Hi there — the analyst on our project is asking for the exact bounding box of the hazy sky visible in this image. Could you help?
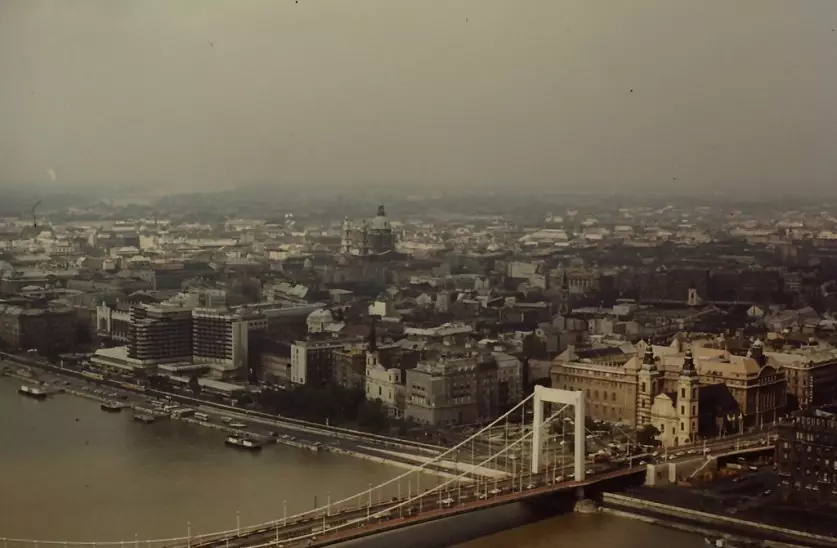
[1,0,836,194]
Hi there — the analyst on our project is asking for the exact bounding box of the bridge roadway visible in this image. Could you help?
[182,466,648,548]
[178,465,639,548]
[180,438,777,548]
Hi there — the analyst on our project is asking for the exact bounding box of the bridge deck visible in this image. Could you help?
[184,467,645,548]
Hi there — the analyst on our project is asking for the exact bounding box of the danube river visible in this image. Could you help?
[0,379,703,547]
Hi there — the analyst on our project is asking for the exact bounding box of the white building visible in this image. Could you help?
[290,339,347,385]
[364,350,407,418]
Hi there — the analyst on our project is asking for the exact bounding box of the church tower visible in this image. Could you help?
[636,343,660,426]
[677,348,700,445]
[360,218,369,256]
[556,269,570,315]
[341,217,353,255]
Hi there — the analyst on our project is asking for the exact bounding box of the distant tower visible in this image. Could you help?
[341,217,353,255]
[360,219,369,256]
[636,342,660,427]
[556,269,570,315]
[677,348,700,445]
[687,287,701,307]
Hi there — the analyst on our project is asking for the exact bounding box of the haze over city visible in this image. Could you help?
[6,2,837,546]
[2,0,837,197]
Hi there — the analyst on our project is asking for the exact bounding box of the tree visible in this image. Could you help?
[357,399,390,433]
[636,424,661,446]
[188,375,201,396]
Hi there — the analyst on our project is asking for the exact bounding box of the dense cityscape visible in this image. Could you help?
[1,192,837,546]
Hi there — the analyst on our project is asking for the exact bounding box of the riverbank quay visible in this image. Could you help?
[0,360,468,477]
[602,491,837,548]
[0,354,439,450]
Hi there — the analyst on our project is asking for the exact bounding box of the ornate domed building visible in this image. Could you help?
[340,205,397,257]
[366,205,396,255]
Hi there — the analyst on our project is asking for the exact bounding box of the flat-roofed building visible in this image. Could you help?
[776,405,837,507]
[127,303,192,365]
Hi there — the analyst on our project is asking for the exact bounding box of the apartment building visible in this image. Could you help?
[0,302,77,354]
[776,405,837,507]
[290,339,351,386]
[405,354,499,426]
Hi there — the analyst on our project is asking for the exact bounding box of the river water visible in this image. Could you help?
[0,379,702,547]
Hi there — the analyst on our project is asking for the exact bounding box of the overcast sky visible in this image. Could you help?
[1,0,836,194]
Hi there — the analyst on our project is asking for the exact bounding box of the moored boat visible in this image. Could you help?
[225,435,264,451]
[133,413,156,424]
[101,401,125,412]
[704,537,760,548]
[18,385,51,399]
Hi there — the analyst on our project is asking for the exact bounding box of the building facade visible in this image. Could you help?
[404,354,499,427]
[191,308,252,379]
[289,339,349,386]
[776,405,837,507]
[552,338,788,446]
[340,205,396,257]
[127,304,192,365]
[0,303,77,355]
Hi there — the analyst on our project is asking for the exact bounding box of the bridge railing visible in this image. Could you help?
[170,391,546,547]
[213,403,575,548]
[0,392,546,548]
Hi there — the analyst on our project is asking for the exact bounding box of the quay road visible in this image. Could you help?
[1,356,478,475]
[0,353,440,452]
[179,441,776,548]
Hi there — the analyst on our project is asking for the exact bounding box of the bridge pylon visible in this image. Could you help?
[531,385,586,482]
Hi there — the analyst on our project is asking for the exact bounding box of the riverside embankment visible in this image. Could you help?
[2,358,494,479]
[602,492,837,548]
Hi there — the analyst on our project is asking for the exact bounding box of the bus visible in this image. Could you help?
[82,371,105,381]
[172,408,195,418]
[194,412,210,422]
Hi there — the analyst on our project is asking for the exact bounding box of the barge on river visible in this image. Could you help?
[132,413,156,424]
[225,435,264,451]
[19,384,52,399]
[101,401,125,412]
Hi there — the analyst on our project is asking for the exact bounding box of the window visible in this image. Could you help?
[681,388,685,398]
[680,422,684,431]
[680,405,685,415]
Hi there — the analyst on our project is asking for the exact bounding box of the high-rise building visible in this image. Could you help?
[776,405,837,507]
[127,304,192,365]
[192,308,252,379]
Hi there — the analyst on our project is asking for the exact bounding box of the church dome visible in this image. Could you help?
[368,205,391,232]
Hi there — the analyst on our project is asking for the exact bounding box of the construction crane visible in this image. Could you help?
[31,201,41,228]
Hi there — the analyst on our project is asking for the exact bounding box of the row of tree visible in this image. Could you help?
[256,384,391,433]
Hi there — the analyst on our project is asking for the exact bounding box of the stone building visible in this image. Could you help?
[404,354,500,427]
[363,341,420,418]
[552,338,788,446]
[0,302,77,355]
[776,405,837,507]
[340,205,396,257]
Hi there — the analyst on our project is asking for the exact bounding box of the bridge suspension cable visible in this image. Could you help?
[184,390,540,546]
[0,392,541,547]
[235,403,574,548]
